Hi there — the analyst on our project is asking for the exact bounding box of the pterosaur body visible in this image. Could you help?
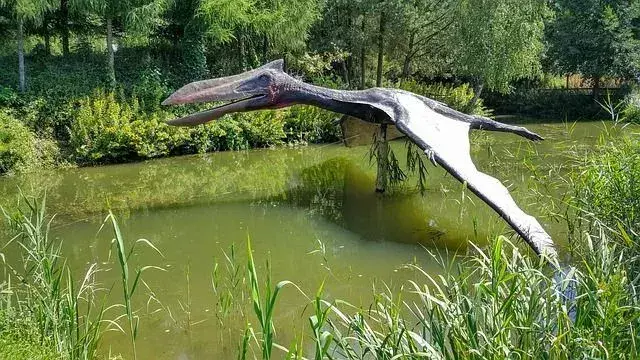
[162,60,557,259]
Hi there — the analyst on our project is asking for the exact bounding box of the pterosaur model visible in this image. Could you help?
[162,60,557,260]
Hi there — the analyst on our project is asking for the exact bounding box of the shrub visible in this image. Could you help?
[398,80,490,115]
[238,110,287,148]
[483,88,624,120]
[0,112,37,174]
[283,105,340,144]
[0,85,18,106]
[622,87,640,123]
[68,91,188,164]
[574,135,640,278]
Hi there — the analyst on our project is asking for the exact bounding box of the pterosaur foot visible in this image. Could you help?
[425,148,438,166]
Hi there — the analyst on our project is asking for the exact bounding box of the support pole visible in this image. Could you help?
[375,124,389,193]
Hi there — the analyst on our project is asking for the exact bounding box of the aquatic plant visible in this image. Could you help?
[222,231,638,359]
[0,195,162,360]
[101,211,165,360]
[1,195,107,359]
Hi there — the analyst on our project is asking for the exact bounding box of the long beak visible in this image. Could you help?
[162,68,272,126]
[162,71,260,106]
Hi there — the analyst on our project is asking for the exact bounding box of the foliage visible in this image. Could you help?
[546,0,640,80]
[218,232,639,359]
[0,84,17,104]
[283,105,340,144]
[68,91,186,163]
[483,88,622,119]
[0,311,60,360]
[0,195,161,360]
[575,133,640,277]
[449,0,548,94]
[66,90,340,165]
[385,0,456,78]
[398,79,490,115]
[622,87,640,123]
[0,195,107,359]
[0,111,36,173]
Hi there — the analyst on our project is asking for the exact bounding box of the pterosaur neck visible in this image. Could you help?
[281,80,379,121]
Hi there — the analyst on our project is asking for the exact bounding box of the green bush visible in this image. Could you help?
[68,91,186,164]
[574,135,640,278]
[283,105,340,144]
[0,85,17,106]
[483,88,623,120]
[0,112,37,174]
[237,110,287,148]
[622,88,640,123]
[66,89,344,165]
[398,80,490,115]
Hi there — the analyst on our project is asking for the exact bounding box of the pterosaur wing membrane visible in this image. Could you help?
[392,93,557,259]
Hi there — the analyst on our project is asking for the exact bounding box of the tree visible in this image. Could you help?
[73,0,166,87]
[391,0,455,79]
[197,0,320,74]
[0,0,54,92]
[546,0,640,93]
[450,0,548,104]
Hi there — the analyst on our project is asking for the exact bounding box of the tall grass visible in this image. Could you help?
[220,232,638,359]
[1,195,107,359]
[100,211,165,360]
[0,195,162,360]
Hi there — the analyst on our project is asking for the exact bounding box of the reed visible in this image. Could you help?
[101,211,165,360]
[0,196,163,360]
[1,195,107,359]
[219,230,638,359]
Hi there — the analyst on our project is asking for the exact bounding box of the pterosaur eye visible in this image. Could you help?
[256,74,271,86]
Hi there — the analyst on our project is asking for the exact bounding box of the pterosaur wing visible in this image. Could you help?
[392,93,557,259]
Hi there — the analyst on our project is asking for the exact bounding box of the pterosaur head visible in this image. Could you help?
[162,59,292,126]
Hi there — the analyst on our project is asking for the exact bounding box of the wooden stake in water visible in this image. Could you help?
[375,123,389,193]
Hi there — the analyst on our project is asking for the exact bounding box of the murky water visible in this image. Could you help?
[0,121,618,359]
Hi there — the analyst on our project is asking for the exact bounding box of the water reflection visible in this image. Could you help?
[283,158,449,247]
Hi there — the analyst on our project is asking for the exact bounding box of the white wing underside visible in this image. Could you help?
[393,93,557,259]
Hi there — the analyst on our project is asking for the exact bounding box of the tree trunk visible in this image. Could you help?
[341,60,350,87]
[566,74,570,89]
[345,12,353,88]
[360,17,366,90]
[61,0,70,56]
[182,18,207,82]
[43,16,51,56]
[106,17,116,87]
[468,78,484,112]
[375,123,389,193]
[376,12,386,87]
[401,31,416,79]
[17,18,25,93]
[592,75,600,98]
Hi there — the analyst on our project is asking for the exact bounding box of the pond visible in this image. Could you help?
[0,120,615,359]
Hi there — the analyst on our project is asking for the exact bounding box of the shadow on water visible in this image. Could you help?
[283,158,450,248]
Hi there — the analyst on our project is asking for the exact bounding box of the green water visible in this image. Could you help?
[0,121,616,359]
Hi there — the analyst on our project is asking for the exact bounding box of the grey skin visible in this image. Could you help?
[162,59,558,262]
